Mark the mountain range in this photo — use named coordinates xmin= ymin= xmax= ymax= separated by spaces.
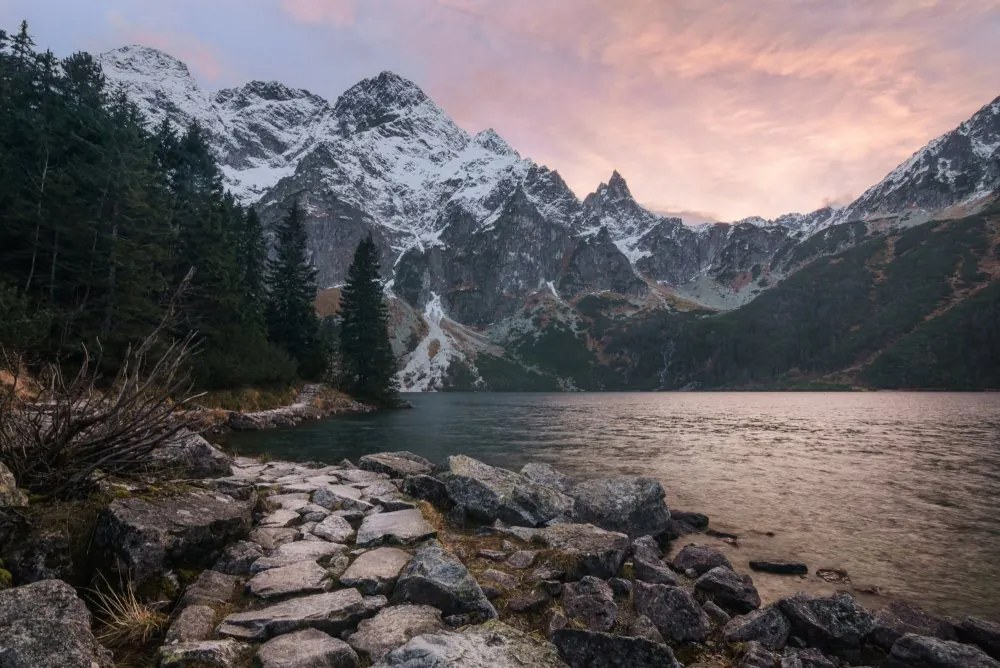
xmin=97 ymin=45 xmax=1000 ymax=391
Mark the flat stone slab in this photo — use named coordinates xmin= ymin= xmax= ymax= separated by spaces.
xmin=356 ymin=509 xmax=436 ymax=547
xmin=217 ymin=589 xmax=370 ymax=641
xmin=348 ymin=604 xmax=445 ymax=661
xmin=248 ymin=560 xmax=331 ymax=599
xmin=160 ymin=639 xmax=253 ymax=667
xmin=340 ymin=547 xmax=413 ymax=595
xmin=260 ymin=508 xmax=301 ymax=528
xmin=313 ymin=514 xmax=356 ymax=543
xmin=252 ymin=541 xmax=347 ymax=572
xmin=373 ymin=620 xmax=564 ymax=667
xmin=180 ymin=570 xmax=243 ymax=609
xmin=359 ymin=452 xmax=433 ymax=478
xmin=257 ymin=628 xmax=360 ymax=668
xmin=314 ymin=485 xmax=374 ymax=512
xmin=165 ymin=605 xmax=217 ymax=644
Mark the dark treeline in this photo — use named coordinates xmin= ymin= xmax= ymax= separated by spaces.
xmin=0 ymin=22 xmax=325 ymax=389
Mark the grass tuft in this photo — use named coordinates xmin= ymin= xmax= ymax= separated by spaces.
xmin=90 ymin=574 xmax=167 ymax=647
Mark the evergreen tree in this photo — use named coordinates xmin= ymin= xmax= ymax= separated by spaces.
xmin=338 ymin=235 xmax=399 ymax=406
xmin=266 ymin=202 xmax=326 ymax=378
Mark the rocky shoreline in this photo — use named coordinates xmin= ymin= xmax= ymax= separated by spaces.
xmin=198 ymin=384 xmax=376 ymax=434
xmin=1 ymin=444 xmax=999 ymax=667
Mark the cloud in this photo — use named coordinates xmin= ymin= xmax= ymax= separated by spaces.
xmin=281 ymin=0 xmax=357 ymax=26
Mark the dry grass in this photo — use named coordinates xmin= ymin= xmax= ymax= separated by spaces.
xmin=90 ymin=574 xmax=167 ymax=647
xmin=196 ymin=384 xmax=301 ymax=412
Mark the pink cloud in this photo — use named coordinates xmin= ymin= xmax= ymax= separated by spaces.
xmin=281 ymin=0 xmax=357 ymax=26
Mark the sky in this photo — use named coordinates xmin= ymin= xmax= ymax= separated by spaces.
xmin=2 ymin=0 xmax=999 ymax=221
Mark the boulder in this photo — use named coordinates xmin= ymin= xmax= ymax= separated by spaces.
xmin=313 ymin=514 xmax=356 ymax=543
xmin=0 ymin=580 xmax=113 ymax=668
xmin=217 ymin=588 xmax=374 ymax=640
xmin=521 ymin=462 xmax=574 ymax=492
xmin=0 ymin=462 xmax=27 ymax=508
xmin=159 ymin=639 xmax=253 ymax=667
xmin=441 ymin=455 xmax=574 ymax=526
xmin=870 ymin=600 xmax=957 ymax=651
xmin=627 ymin=615 xmax=665 ymax=644
xmin=359 ymin=452 xmax=433 ymax=478
xmin=402 ymin=474 xmax=451 ymax=507
xmin=251 ymin=540 xmax=347 ymax=572
xmin=551 ymin=628 xmax=682 ymax=668
xmin=150 ymin=429 xmax=233 ymax=478
xmin=0 ymin=526 xmax=75 ymax=584
xmin=165 ymin=604 xmax=217 ymax=643
xmin=562 ymin=576 xmax=617 ymax=632
xmin=723 ymin=606 xmax=791 ymax=650
xmin=180 ymin=570 xmax=243 ymax=608
xmin=737 ymin=641 xmax=778 ymax=668
xmin=632 ymin=535 xmax=678 ymax=585
xmin=356 ymin=508 xmax=436 ymax=547
xmin=568 ymin=477 xmax=670 ymax=538
xmin=777 ymin=592 xmax=875 ymax=656
xmin=703 ymin=599 xmax=732 ymax=626
xmin=780 ymin=647 xmax=838 ymax=668
xmin=750 ymin=560 xmax=808 ymax=575
xmin=374 ymin=620 xmax=565 ymax=667
xmin=633 ymin=580 xmax=711 ymax=642
xmin=94 ymin=490 xmax=252 ymax=587
xmin=391 ymin=544 xmax=497 ymax=623
xmin=339 ymin=547 xmax=413 ymax=595
xmin=695 ymin=566 xmax=761 ymax=614
xmin=533 ymin=523 xmax=629 ymax=579
xmin=213 ymin=540 xmax=265 ymax=576
xmin=959 ymin=617 xmax=1000 ymax=660
xmin=348 ymin=604 xmax=446 ymax=661
xmin=248 ymin=560 xmax=331 ymax=599
xmin=671 ymin=544 xmax=733 ymax=575
xmin=257 ymin=628 xmax=360 ymax=668
xmin=887 ymin=633 xmax=1000 ymax=668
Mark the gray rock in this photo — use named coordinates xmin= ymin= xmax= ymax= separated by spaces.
xmin=214 ymin=540 xmax=265 ymax=575
xmin=348 ymin=604 xmax=446 ymax=661
xmin=695 ymin=565 xmax=761 ymax=614
xmin=299 ymin=503 xmax=331 ymax=522
xmin=150 ymin=429 xmax=233 ymax=478
xmin=313 ymin=514 xmax=357 ymax=543
xmin=562 ymin=576 xmax=617 ymax=632
xmin=217 ymin=588 xmax=373 ymax=640
xmin=479 ymin=568 xmax=520 ymax=590
xmin=360 ymin=451 xmax=434 ymax=478
xmin=633 ymin=580 xmax=711 ymax=642
xmin=441 ymin=455 xmax=574 ymax=526
xmin=959 ymin=617 xmax=1000 ymax=660
xmin=340 ymin=547 xmax=413 ymax=595
xmin=257 ymin=628 xmax=360 ymax=668
xmin=608 ymin=577 xmax=631 ymax=598
xmin=333 ymin=508 xmax=367 ymax=527
xmin=260 ymin=508 xmax=302 ymax=528
xmin=0 ymin=580 xmax=113 ymax=668
xmin=374 ymin=620 xmax=565 ymax=667
xmin=871 ymin=600 xmax=957 ymax=651
xmin=356 ymin=508 xmax=436 ymax=547
xmin=508 ymin=589 xmax=551 ymax=613
xmin=632 ymin=535 xmax=678 ymax=585
xmin=738 ymin=640 xmax=778 ymax=668
xmin=248 ymin=560 xmax=331 ymax=599
xmin=627 ymin=615 xmax=665 ymax=644
xmin=371 ymin=496 xmax=416 ymax=511
xmin=0 ymin=462 xmax=27 ymax=508
xmin=886 ymin=633 xmax=1000 ymax=668
xmin=159 ymin=639 xmax=253 ymax=667
xmin=0 ymin=526 xmax=75 ymax=583
xmin=165 ymin=604 xmax=218 ymax=643
xmin=314 ymin=485 xmax=374 ymax=512
xmin=671 ymin=543 xmax=733 ymax=575
xmin=551 ymin=628 xmax=682 ymax=668
xmin=533 ymin=523 xmax=629 ymax=579
xmin=777 ymin=592 xmax=875 ymax=655
xmin=750 ymin=560 xmax=808 ymax=575
xmin=95 ymin=490 xmax=252 ymax=587
xmin=521 ymin=462 xmax=573 ymax=492
xmin=703 ymin=599 xmax=732 ymax=626
xmin=780 ymin=647 xmax=838 ymax=668
xmin=505 ymin=549 xmax=537 ymax=569
xmin=249 ymin=526 xmax=299 ymax=550
xmin=391 ymin=544 xmax=497 ymax=622
xmin=402 ymin=474 xmax=451 ymax=507
xmin=251 ymin=540 xmax=348 ymax=572
xmin=269 ymin=492 xmax=312 ymax=510
xmin=724 ymin=606 xmax=791 ymax=650
xmin=180 ymin=570 xmax=243 ymax=608
xmin=339 ymin=468 xmax=391 ymax=484
xmin=568 ymin=477 xmax=670 ymax=538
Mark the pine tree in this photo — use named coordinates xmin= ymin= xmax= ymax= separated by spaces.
xmin=266 ymin=201 xmax=326 ymax=378
xmin=338 ymin=235 xmax=399 ymax=406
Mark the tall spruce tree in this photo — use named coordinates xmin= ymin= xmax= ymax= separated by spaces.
xmin=266 ymin=201 xmax=326 ymax=378
xmin=338 ymin=235 xmax=399 ymax=406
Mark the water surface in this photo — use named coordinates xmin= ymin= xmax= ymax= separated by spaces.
xmin=226 ymin=392 xmax=1000 ymax=617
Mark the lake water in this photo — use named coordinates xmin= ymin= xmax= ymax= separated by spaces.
xmin=225 ymin=392 xmax=1000 ymax=618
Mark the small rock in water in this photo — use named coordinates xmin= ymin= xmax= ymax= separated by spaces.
xmin=815 ymin=567 xmax=851 ymax=584
xmin=750 ymin=560 xmax=808 ymax=575
xmin=886 ymin=633 xmax=1000 ymax=668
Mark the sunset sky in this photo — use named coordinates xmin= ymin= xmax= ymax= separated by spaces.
xmin=3 ymin=0 xmax=999 ymax=221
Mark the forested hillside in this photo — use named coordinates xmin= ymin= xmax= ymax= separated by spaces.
xmin=0 ymin=23 xmax=324 ymax=389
